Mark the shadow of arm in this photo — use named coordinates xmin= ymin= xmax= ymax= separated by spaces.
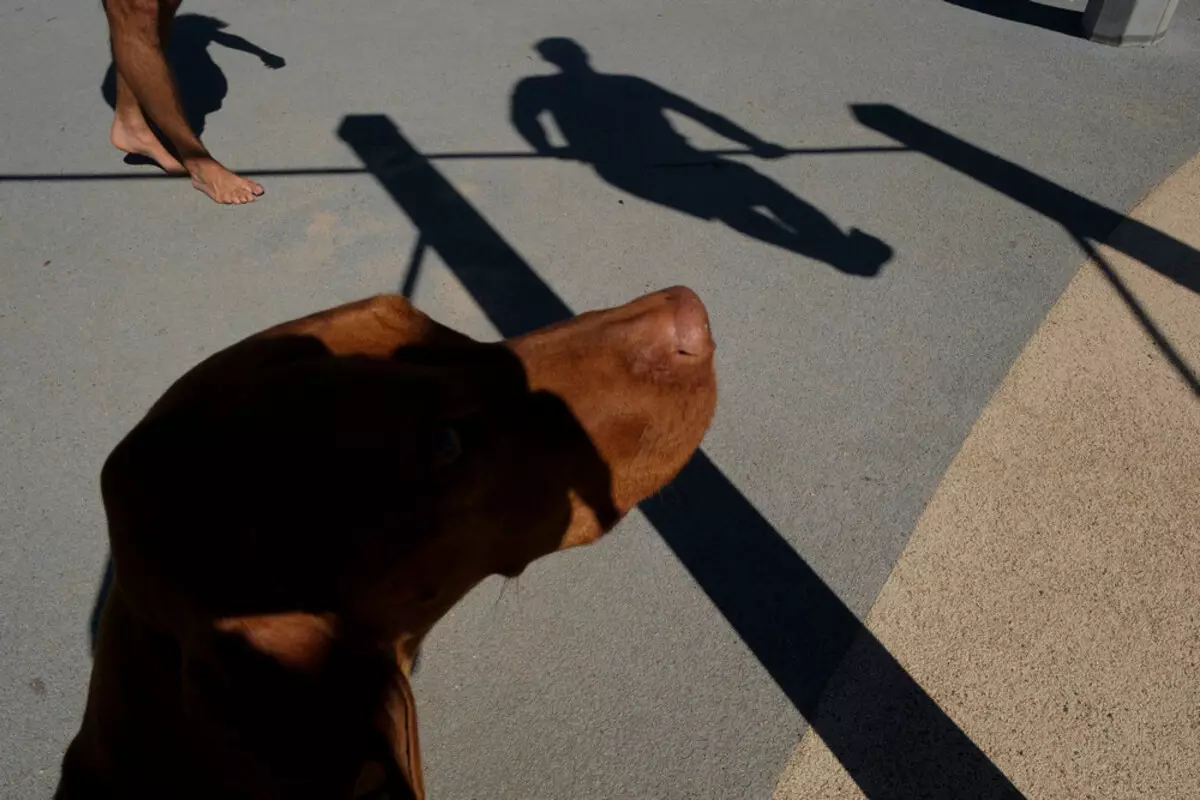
xmin=211 ymin=31 xmax=285 ymax=69
xmin=509 ymin=80 xmax=558 ymax=155
xmin=660 ymin=85 xmax=780 ymax=154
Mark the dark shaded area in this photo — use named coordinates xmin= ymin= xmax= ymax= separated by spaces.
xmin=855 ymin=103 xmax=1199 ymax=395
xmin=339 ymin=116 xmax=571 ymax=335
xmin=339 ymin=112 xmax=1023 ymax=798
xmin=510 ymin=38 xmax=892 ymax=276
xmin=641 ymin=453 xmax=1023 ymax=798
xmin=101 ymin=13 xmax=283 ymax=147
xmin=944 ymin=0 xmax=1084 ymax=37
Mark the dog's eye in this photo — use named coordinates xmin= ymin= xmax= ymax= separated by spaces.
xmin=433 ymin=426 xmax=462 ymax=466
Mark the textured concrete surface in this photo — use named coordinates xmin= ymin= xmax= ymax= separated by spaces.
xmin=2 ymin=0 xmax=1200 ymax=797
xmin=775 ymin=155 xmax=1200 ymax=798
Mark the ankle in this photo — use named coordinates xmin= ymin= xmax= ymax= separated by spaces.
xmin=180 ymin=150 xmax=215 ymax=168
xmin=112 ymin=113 xmax=150 ymax=133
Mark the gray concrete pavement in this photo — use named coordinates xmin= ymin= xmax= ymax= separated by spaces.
xmin=2 ymin=0 xmax=1199 ymax=797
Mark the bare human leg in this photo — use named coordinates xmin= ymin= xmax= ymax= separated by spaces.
xmin=105 ymin=0 xmax=264 ymax=204
xmin=109 ymin=0 xmax=183 ymax=174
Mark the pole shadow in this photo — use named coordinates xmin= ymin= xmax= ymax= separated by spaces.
xmin=854 ymin=103 xmax=1199 ymax=395
xmin=338 ymin=113 xmax=1023 ymax=798
xmin=101 ymin=12 xmax=284 ymax=163
xmin=510 ymin=38 xmax=892 ymax=277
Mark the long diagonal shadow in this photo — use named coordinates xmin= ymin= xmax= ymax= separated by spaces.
xmin=853 ymin=105 xmax=1200 ymax=296
xmin=942 ymin=0 xmax=1084 ymax=38
xmin=854 ymin=104 xmax=1199 ymax=396
xmin=338 ymin=114 xmax=1023 ymax=798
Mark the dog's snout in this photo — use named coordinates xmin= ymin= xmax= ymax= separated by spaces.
xmin=667 ymin=286 xmax=713 ymax=359
xmin=634 ymin=286 xmax=713 ymax=366
xmin=501 ymin=283 xmax=718 ymax=531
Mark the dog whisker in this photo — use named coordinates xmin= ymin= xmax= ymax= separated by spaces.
xmin=492 ymin=578 xmax=510 ymax=613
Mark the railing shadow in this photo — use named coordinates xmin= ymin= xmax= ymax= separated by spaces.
xmin=855 ymin=103 xmax=1199 ymax=396
xmin=0 ymin=146 xmax=906 ymax=184
xmin=853 ymin=104 xmax=1200 ymax=296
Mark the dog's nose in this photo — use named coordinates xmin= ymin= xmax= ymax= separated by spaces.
xmin=668 ymin=286 xmax=713 ymax=359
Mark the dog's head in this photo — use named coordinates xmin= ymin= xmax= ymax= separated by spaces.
xmin=104 ymin=288 xmax=715 ymax=658
xmin=93 ymin=288 xmax=714 ymax=798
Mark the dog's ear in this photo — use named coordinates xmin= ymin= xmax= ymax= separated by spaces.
xmin=212 ymin=611 xmax=339 ymax=673
xmin=380 ymin=667 xmax=425 ymax=800
xmin=180 ymin=613 xmax=391 ymax=797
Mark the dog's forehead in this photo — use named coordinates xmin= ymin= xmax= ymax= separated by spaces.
xmin=262 ymin=295 xmax=470 ymax=358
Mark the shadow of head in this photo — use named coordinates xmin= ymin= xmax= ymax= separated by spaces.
xmin=534 ymin=36 xmax=591 ymax=71
xmin=102 ymin=287 xmax=716 ymax=663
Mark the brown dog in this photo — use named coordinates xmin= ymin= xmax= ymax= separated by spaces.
xmin=57 ymin=287 xmax=716 ymax=799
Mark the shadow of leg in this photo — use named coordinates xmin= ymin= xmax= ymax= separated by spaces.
xmin=715 ymin=163 xmax=892 ymax=276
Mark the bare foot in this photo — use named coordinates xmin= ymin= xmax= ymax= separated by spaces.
xmin=185 ymin=157 xmax=265 ymax=205
xmin=111 ymin=115 xmax=185 ymax=174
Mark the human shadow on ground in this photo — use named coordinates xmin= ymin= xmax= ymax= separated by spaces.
xmin=943 ymin=0 xmax=1084 ymax=37
xmin=101 ymin=13 xmax=284 ymax=160
xmin=338 ymin=113 xmax=1022 ymax=798
xmin=510 ymin=38 xmax=892 ymax=277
